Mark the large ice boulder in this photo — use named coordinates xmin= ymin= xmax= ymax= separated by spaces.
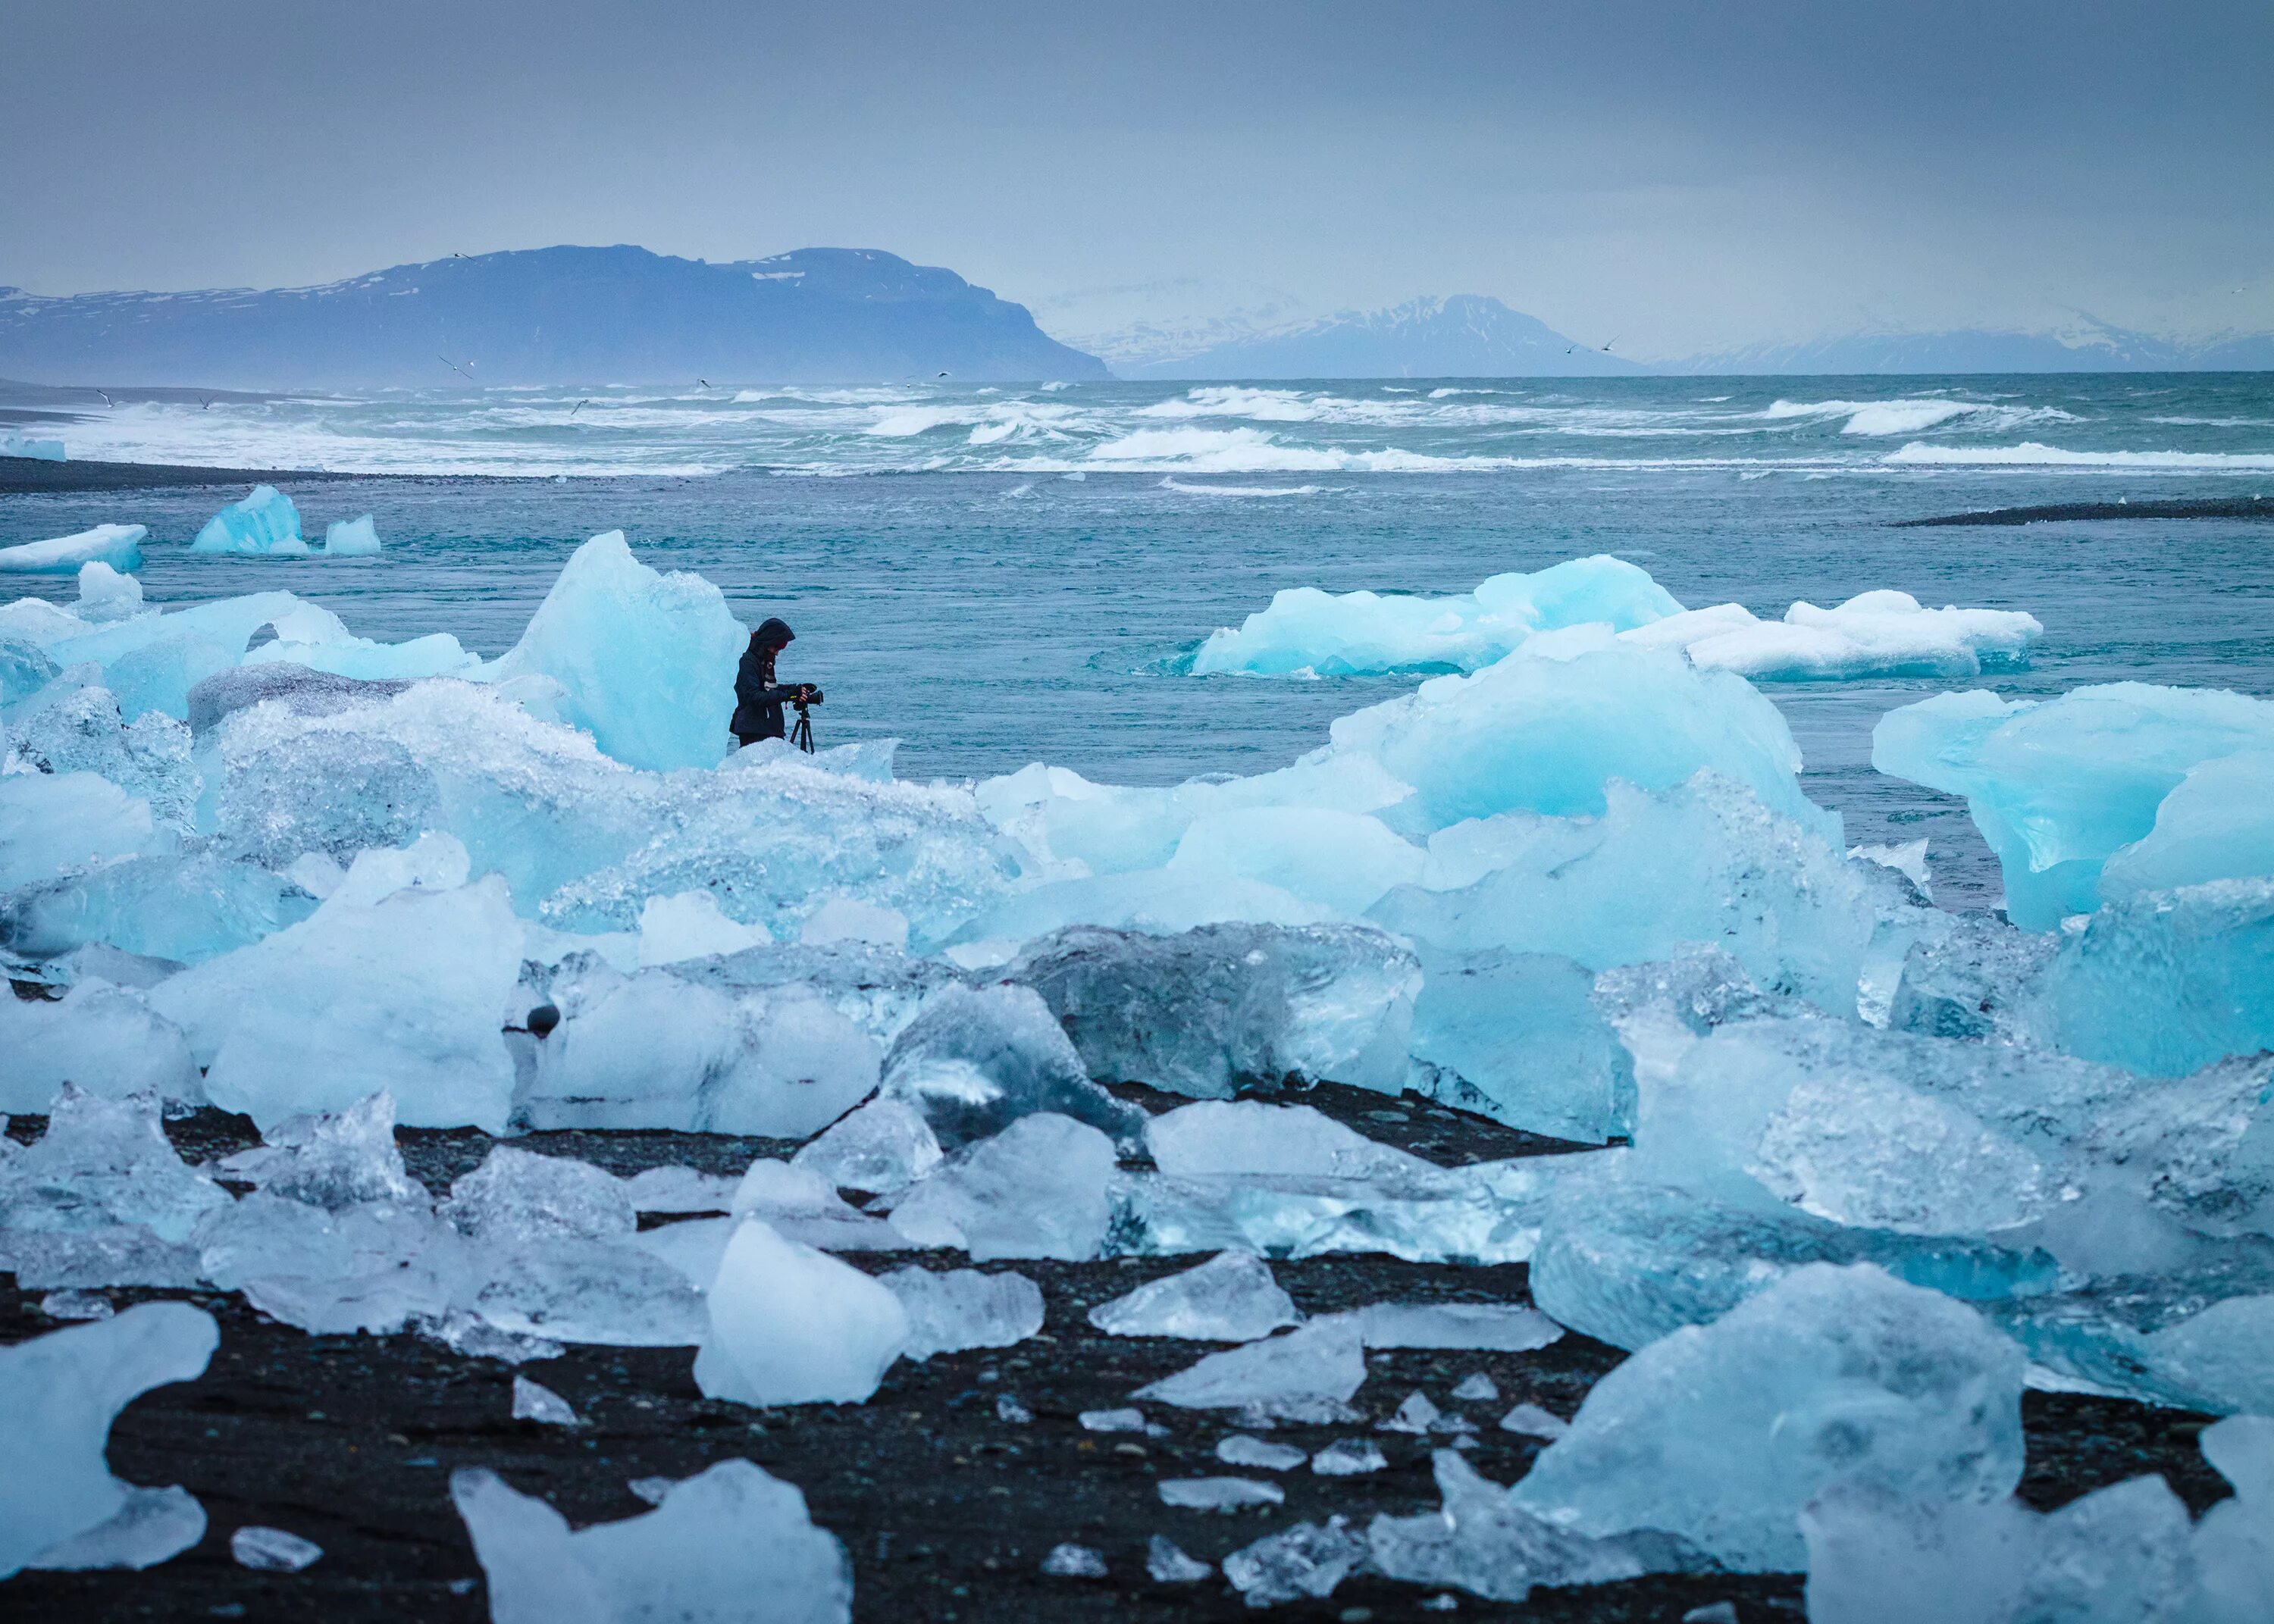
xmin=1627 ymin=590 xmax=2041 ymax=682
xmin=149 ymin=836 xmax=524 ymax=1131
xmin=879 ymin=981 xmax=1145 ymax=1148
xmin=1321 ymin=636 xmax=1836 ymax=840
xmin=888 ymin=1112 xmax=1118 ymax=1262
xmin=1009 ymin=922 xmax=1420 ymax=1099
xmin=1510 ymin=1264 xmax=2026 ymax=1572
xmin=452 ymin=1458 xmax=852 ymax=1623
xmin=0 ymin=980 xmax=201 ymax=1112
xmin=0 ymin=523 xmax=146 ymax=574
xmin=694 ymin=1220 xmax=908 ymax=1406
xmin=1190 ymin=555 xmax=1682 ymax=676
xmin=0 ymin=1303 xmax=218 ymax=1577
xmin=193 ymin=485 xmax=308 ymax=555
xmin=1874 ymin=683 xmax=2274 ymax=928
xmin=487 ymin=530 xmax=746 ymax=771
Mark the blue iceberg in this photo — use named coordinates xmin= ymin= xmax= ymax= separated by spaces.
xmin=193 ymin=485 xmax=308 ymax=555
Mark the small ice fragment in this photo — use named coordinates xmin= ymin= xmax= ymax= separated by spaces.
xmin=1041 ymin=1542 xmax=1107 ymax=1578
xmin=628 ymin=1476 xmax=675 ymax=1506
xmin=1223 ymin=1516 xmax=1370 ymax=1607
xmin=1146 ymin=1535 xmax=1213 ymax=1582
xmin=1135 ymin=1318 xmax=1367 ymax=1420
xmin=995 ymin=1394 xmax=1034 ymax=1424
xmin=1452 ymin=1373 xmax=1499 ymax=1403
xmin=1683 ymin=1606 xmax=1740 ymax=1624
xmin=1080 ymin=1407 xmax=1151 ymax=1434
xmin=1499 ymin=1402 xmax=1568 ymax=1441
xmin=1312 ymin=1440 xmax=1389 ymax=1476
xmin=512 ymin=1375 xmax=581 ymax=1427
xmin=1088 ymin=1250 xmax=1301 ymax=1342
xmin=1159 ymin=1477 xmax=1286 ymax=1510
xmin=418 ymin=1313 xmax=564 ymax=1366
xmin=40 ymin=1291 xmax=114 ymax=1322
xmin=1218 ymin=1435 xmax=1308 ymax=1472
xmin=880 ymin=1266 xmax=1045 ymax=1360
xmin=230 ymin=1525 xmax=324 ymax=1572
xmin=1420 ymin=1594 xmax=1458 ymax=1611
xmin=321 ymin=515 xmax=381 ymax=557
xmin=1334 ymin=1302 xmax=1563 ymax=1353
xmin=1380 ymin=1391 xmax=1442 ymax=1435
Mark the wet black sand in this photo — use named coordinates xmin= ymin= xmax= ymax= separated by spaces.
xmin=1 ymin=1085 xmax=2231 ymax=1622
xmin=0 ymin=454 xmax=374 ymax=496
xmin=1897 ymin=495 xmax=2274 ymax=526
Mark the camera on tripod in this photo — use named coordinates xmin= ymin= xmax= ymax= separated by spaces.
xmin=788 ymin=684 xmax=823 ymax=753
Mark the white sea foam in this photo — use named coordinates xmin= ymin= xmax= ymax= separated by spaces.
xmin=1884 ymin=441 xmax=2274 ymax=470
xmin=1160 ymin=478 xmax=1324 ymax=497
xmin=1763 ymin=399 xmax=2082 ymax=437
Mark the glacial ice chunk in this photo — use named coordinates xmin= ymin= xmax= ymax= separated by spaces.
xmin=886 ymin=1112 xmax=1117 ymax=1262
xmin=1135 ymin=1317 xmax=1367 ymax=1420
xmin=694 ymin=1220 xmax=908 ymax=1406
xmin=452 ymin=1458 xmax=852 ymax=1624
xmin=193 ymin=485 xmax=308 ymax=555
xmin=512 ymin=1375 xmax=581 ymax=1426
xmin=75 ymin=560 xmax=146 ymax=621
xmin=322 ymin=515 xmax=381 ymax=556
xmin=1041 ymin=1542 xmax=1107 ymax=1578
xmin=878 ymin=1266 xmax=1045 ymax=1360
xmin=0 ymin=1302 xmax=218 ymax=1578
xmin=1873 ymin=683 xmax=2274 ymax=928
xmin=1407 ymin=950 xmax=1633 ymax=1143
xmin=0 ymin=1085 xmax=228 ymax=1244
xmin=1147 ymin=1535 xmax=1214 ymax=1582
xmin=0 ymin=980 xmax=200 ymax=1112
xmin=1330 ymin=1301 xmax=1563 ymax=1352
xmin=1147 ymin=1100 xmax=1442 ymax=1184
xmin=1010 ymin=922 xmax=1420 ymax=1099
xmin=1159 ymin=1476 xmax=1285 ymax=1510
xmin=1088 ymin=1250 xmax=1301 ymax=1341
xmin=2100 ymin=750 xmax=2274 ymax=900
xmin=8 ymin=675 xmax=198 ymax=831
xmin=1509 ymin=1263 xmax=2026 ymax=1572
xmin=0 ymin=523 xmax=146 ymax=574
xmin=1640 ymin=590 xmax=2041 ymax=683
xmin=1189 ymin=555 xmax=1682 ymax=677
xmin=1368 ymin=1451 xmax=1652 ymax=1604
xmin=0 ymin=769 xmax=161 ymax=890
xmin=792 ymin=1097 xmax=943 ymax=1195
xmin=217 ymin=1090 xmax=424 ymax=1210
xmin=879 ymin=981 xmax=1145 ymax=1149
xmin=487 ymin=531 xmax=746 ymax=771
xmin=28 ymin=1485 xmax=207 ymax=1572
xmin=1312 ymin=1439 xmax=1388 ymax=1475
xmin=1219 ymin=1435 xmax=1308 ymax=1471
xmin=446 ymin=1146 xmax=636 ymax=1244
xmin=231 ymin=1525 xmax=325 ymax=1572
xmin=149 ymin=854 xmax=522 ymax=1131
xmin=1222 ymin=1517 xmax=1373 ymax=1607
xmin=637 ymin=890 xmax=772 ymax=965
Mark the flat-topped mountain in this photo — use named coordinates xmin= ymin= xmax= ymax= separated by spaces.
xmin=0 ymin=246 xmax=1110 ymax=390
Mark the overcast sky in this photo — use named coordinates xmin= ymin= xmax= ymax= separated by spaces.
xmin=6 ymin=0 xmax=2270 ymax=357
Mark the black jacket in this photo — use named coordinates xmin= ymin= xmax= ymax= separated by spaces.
xmin=731 ymin=645 xmax=797 ymax=744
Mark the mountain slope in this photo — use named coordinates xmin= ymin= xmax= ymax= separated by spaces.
xmin=1678 ymin=321 xmax=2274 ymax=374
xmin=0 ymin=246 xmax=1109 ymax=389
xmin=1125 ymin=294 xmax=1643 ymax=379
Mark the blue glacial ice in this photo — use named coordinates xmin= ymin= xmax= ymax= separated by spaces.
xmin=322 ymin=514 xmax=381 ymax=555
xmin=0 ymin=523 xmax=146 ymax=574
xmin=0 ymin=430 xmax=66 ymax=460
xmin=1874 ymin=682 xmax=2274 ymax=928
xmin=193 ymin=485 xmax=309 ymax=555
xmin=1190 ymin=555 xmax=2039 ymax=683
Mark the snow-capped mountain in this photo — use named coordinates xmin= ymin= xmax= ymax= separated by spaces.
xmin=0 ymin=246 xmax=1110 ymax=389
xmin=1119 ymin=294 xmax=1643 ymax=379
xmin=1678 ymin=317 xmax=2274 ymax=374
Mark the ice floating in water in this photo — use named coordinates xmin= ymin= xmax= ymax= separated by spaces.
xmin=453 ymin=1458 xmax=852 ymax=1624
xmin=1875 ymin=682 xmax=2274 ymax=929
xmin=487 ymin=530 xmax=746 ymax=772
xmin=0 ymin=523 xmax=146 ymax=574
xmin=878 ymin=1265 xmax=1045 ymax=1360
xmin=1510 ymin=1263 xmax=2025 ymax=1573
xmin=322 ymin=514 xmax=381 ymax=556
xmin=1190 ymin=555 xmax=1681 ymax=675
xmin=1088 ymin=1250 xmax=1301 ymax=1341
xmin=1625 ymin=590 xmax=2041 ymax=682
xmin=0 ymin=1302 xmax=218 ymax=1578
xmin=694 ymin=1219 xmax=907 ymax=1406
xmin=1135 ymin=1317 xmax=1367 ymax=1421
xmin=193 ymin=485 xmax=309 ymax=555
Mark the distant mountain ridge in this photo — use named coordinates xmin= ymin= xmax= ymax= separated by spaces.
xmin=1680 ymin=320 xmax=2274 ymax=374
xmin=1121 ymin=294 xmax=1643 ymax=379
xmin=0 ymin=246 xmax=1109 ymax=389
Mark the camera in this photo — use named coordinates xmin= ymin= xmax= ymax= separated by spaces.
xmin=790 ymin=684 xmax=823 ymax=707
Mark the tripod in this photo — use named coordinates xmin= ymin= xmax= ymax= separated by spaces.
xmin=789 ymin=702 xmax=815 ymax=753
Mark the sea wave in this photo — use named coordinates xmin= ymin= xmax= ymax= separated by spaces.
xmin=1883 ymin=441 xmax=2274 ymax=469
xmin=1160 ymin=477 xmax=1326 ymax=496
xmin=1764 ymin=398 xmax=2082 ymax=437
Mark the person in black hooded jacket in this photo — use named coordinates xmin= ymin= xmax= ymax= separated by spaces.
xmin=730 ymin=618 xmax=801 ymax=748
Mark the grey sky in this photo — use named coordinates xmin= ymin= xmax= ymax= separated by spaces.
xmin=5 ymin=0 xmax=2269 ymax=358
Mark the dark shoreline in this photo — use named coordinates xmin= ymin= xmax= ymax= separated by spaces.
xmin=0 ymin=454 xmax=377 ymax=495
xmin=1897 ymin=495 xmax=2274 ymax=527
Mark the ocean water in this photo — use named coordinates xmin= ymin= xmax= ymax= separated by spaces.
xmin=7 ymin=374 xmax=2273 ymax=906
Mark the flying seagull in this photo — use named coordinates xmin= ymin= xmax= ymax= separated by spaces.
xmin=439 ymin=354 xmax=476 ymax=383
xmin=1602 ymin=337 xmax=1619 ymax=352
xmin=199 ymin=396 xmax=215 ymax=410
xmin=568 ymin=399 xmax=591 ymax=418
xmin=937 ymin=371 xmax=951 ymax=377
xmin=95 ymin=389 xmax=115 ymax=408
xmin=698 ymin=378 xmax=713 ymax=389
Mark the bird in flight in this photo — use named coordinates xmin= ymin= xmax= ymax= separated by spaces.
xmin=568 ymin=399 xmax=591 ymax=418
xmin=439 ymin=354 xmax=476 ymax=382
xmin=697 ymin=378 xmax=713 ymax=389
xmin=199 ymin=396 xmax=215 ymax=410
xmin=937 ymin=371 xmax=951 ymax=377
xmin=96 ymin=389 xmax=115 ymax=408
xmin=1602 ymin=336 xmax=1619 ymax=352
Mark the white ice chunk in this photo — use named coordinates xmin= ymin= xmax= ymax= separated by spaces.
xmin=1135 ymin=1317 xmax=1367 ymax=1420
xmin=1312 ymin=1439 xmax=1388 ymax=1475
xmin=621 ymin=1165 xmax=738 ymax=1215
xmin=694 ymin=1220 xmax=907 ymax=1406
xmin=486 ymin=530 xmax=746 ymax=772
xmin=1659 ymin=590 xmax=2041 ymax=683
xmin=74 ymin=560 xmax=147 ymax=621
xmin=0 ymin=980 xmax=199 ymax=1112
xmin=452 ymin=1458 xmax=852 ymax=1623
xmin=0 ymin=524 xmax=147 ymax=574
xmin=1160 ymin=1477 xmax=1286 ymax=1510
xmin=512 ymin=1375 xmax=581 ymax=1426
xmin=1218 ymin=1435 xmax=1308 ymax=1471
xmin=217 ymin=1089 xmax=424 ymax=1210
xmin=799 ymin=895 xmax=910 ymax=950
xmin=1368 ymin=1450 xmax=1649 ymax=1604
xmin=886 ymin=1113 xmax=1117 ymax=1262
xmin=878 ymin=1266 xmax=1045 ymax=1360
xmin=792 ymin=1097 xmax=943 ymax=1195
xmin=0 ymin=769 xmax=161 ymax=890
xmin=1079 ymin=1407 xmax=1151 ymax=1433
xmin=321 ymin=515 xmax=381 ymax=557
xmin=231 ymin=1525 xmax=326 ymax=1572
xmin=0 ymin=1302 xmax=217 ymax=1578
xmin=1088 ymin=1250 xmax=1301 ymax=1341
xmin=1146 ymin=1100 xmax=1442 ymax=1184
xmin=1510 ymin=1264 xmax=2026 ymax=1572
xmin=1223 ymin=1517 xmax=1373 ymax=1607
xmin=880 ymin=981 xmax=1144 ymax=1149
xmin=1330 ymin=1301 xmax=1564 ymax=1353
xmin=193 ymin=485 xmax=308 ymax=555
xmin=0 ymin=1085 xmax=227 ymax=1244
xmin=1499 ymin=1403 xmax=1568 ymax=1441
xmin=29 ymin=1485 xmax=207 ymax=1572
xmin=1041 ymin=1542 xmax=1107 ymax=1578
xmin=1147 ymin=1535 xmax=1214 ymax=1582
